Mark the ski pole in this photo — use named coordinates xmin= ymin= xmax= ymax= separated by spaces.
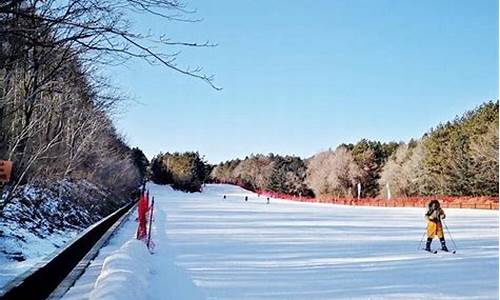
xmin=417 ymin=230 xmax=427 ymax=250
xmin=443 ymin=220 xmax=458 ymax=251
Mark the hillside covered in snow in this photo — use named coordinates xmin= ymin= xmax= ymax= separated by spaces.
xmin=0 ymin=180 xmax=134 ymax=287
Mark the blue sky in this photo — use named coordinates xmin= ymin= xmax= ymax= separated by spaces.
xmin=110 ymin=0 xmax=498 ymax=163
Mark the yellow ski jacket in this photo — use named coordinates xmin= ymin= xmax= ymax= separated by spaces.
xmin=426 ymin=208 xmax=446 ymax=239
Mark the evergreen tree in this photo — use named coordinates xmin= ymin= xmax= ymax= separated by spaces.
xmin=131 ymin=147 xmax=150 ymax=183
xmin=266 ymin=155 xmax=311 ymax=196
xmin=150 ymin=153 xmax=172 ymax=185
xmin=351 ymin=139 xmax=400 ymax=197
xmin=422 ymin=101 xmax=498 ymax=196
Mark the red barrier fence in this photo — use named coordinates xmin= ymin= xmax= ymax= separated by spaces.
xmin=136 ymin=191 xmax=149 ymax=240
xmin=136 ymin=190 xmax=156 ymax=251
xmin=213 ymin=179 xmax=499 ymax=210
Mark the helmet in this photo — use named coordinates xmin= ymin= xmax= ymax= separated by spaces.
xmin=428 ymin=199 xmax=440 ymax=210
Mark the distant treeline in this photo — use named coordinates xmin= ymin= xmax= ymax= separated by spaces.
xmin=152 ymin=101 xmax=498 ymax=197
xmin=211 ymin=142 xmax=399 ymax=198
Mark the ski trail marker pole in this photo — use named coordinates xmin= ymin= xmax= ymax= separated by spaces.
xmin=147 ymin=196 xmax=155 ymax=250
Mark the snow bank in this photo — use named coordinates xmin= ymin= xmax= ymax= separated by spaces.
xmin=90 ymin=240 xmax=150 ymax=300
xmin=0 ymin=179 xmax=132 ymax=288
xmin=65 ymin=191 xmax=206 ymax=300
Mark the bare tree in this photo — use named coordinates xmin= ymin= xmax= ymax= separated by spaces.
xmin=307 ymin=147 xmax=362 ymax=198
xmin=378 ymin=140 xmax=431 ymax=198
xmin=469 ymin=123 xmax=499 ymax=195
xmin=232 ymin=154 xmax=274 ymax=190
xmin=1 ymin=0 xmax=217 ymax=211
xmin=0 ymin=0 xmax=219 ymax=89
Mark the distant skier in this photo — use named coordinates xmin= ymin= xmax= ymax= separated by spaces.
xmin=245 ymin=196 xmax=248 ymax=202
xmin=266 ymin=197 xmax=270 ymax=204
xmin=223 ymin=195 xmax=226 ymax=199
xmin=424 ymin=199 xmax=449 ymax=252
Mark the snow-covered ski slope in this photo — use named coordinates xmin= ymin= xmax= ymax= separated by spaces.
xmin=65 ymin=183 xmax=498 ymax=300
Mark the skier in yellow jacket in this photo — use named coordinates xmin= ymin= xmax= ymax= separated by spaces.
xmin=425 ymin=199 xmax=449 ymax=252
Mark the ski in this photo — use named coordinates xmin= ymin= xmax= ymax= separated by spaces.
xmin=422 ymin=249 xmax=438 ymax=254
xmin=438 ymin=249 xmax=456 ymax=254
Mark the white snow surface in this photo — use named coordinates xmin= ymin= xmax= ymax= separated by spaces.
xmin=89 ymin=240 xmax=150 ymax=300
xmin=0 ymin=226 xmax=78 ymax=287
xmin=0 ymin=179 xmax=118 ymax=288
xmin=64 ymin=183 xmax=498 ymax=300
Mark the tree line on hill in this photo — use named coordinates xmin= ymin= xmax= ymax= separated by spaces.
xmin=379 ymin=101 xmax=498 ymax=197
xmin=151 ymin=101 xmax=498 ymax=198
xmin=210 ymin=140 xmax=399 ymax=198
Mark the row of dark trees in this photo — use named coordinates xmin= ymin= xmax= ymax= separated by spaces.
xmin=209 ymin=101 xmax=498 ymax=198
xmin=0 ymin=0 xmax=214 ymax=214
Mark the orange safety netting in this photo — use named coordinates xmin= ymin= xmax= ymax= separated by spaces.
xmin=213 ymin=179 xmax=499 ymax=210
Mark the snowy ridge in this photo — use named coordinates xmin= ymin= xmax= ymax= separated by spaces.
xmin=90 ymin=240 xmax=150 ymax=300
